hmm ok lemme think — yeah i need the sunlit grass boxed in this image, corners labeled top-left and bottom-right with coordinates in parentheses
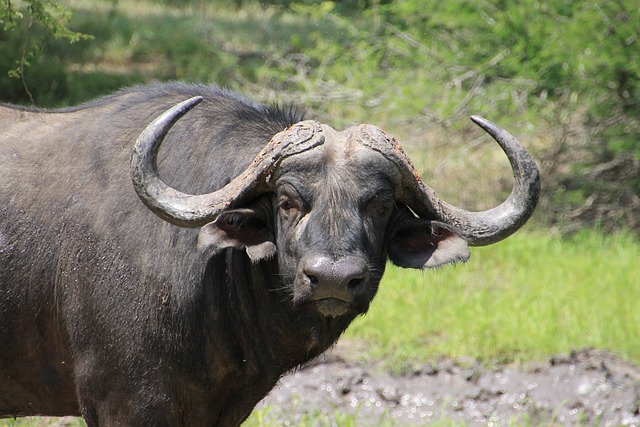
top-left (344, 229), bottom-right (640, 369)
top-left (0, 418), bottom-right (85, 427)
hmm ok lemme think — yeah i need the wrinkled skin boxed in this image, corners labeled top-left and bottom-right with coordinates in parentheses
top-left (0, 83), bottom-right (536, 426)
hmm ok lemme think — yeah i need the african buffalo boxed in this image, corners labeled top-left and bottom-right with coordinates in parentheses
top-left (0, 82), bottom-right (540, 426)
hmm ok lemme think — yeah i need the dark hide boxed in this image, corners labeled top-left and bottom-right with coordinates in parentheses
top-left (0, 83), bottom-right (467, 426)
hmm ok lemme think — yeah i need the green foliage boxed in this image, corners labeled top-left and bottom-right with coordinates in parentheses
top-left (378, 1), bottom-right (638, 115)
top-left (0, 0), bottom-right (92, 103)
top-left (370, 0), bottom-right (640, 231)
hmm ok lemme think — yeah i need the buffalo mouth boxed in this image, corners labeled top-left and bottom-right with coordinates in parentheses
top-left (313, 297), bottom-right (354, 318)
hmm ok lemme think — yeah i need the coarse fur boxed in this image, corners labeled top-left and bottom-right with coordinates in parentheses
top-left (0, 83), bottom-right (470, 425)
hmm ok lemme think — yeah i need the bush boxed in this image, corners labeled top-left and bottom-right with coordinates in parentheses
top-left (0, 0), bottom-right (92, 104)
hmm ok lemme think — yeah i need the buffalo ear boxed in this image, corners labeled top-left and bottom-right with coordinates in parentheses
top-left (197, 208), bottom-right (276, 262)
top-left (388, 219), bottom-right (470, 269)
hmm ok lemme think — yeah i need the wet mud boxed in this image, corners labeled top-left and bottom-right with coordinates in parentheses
top-left (260, 348), bottom-right (640, 425)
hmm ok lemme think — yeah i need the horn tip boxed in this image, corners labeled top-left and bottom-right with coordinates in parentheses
top-left (182, 95), bottom-right (204, 109)
top-left (470, 115), bottom-right (490, 127)
top-left (470, 115), bottom-right (502, 137)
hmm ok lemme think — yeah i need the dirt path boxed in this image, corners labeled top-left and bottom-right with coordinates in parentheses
top-left (259, 348), bottom-right (640, 425)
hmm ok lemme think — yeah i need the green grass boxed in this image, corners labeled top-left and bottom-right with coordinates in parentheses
top-left (0, 418), bottom-right (85, 427)
top-left (244, 402), bottom-right (371, 427)
top-left (344, 229), bottom-right (640, 369)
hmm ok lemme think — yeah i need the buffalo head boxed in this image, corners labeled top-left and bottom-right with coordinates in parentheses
top-left (130, 97), bottom-right (540, 319)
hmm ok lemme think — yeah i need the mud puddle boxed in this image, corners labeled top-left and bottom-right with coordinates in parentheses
top-left (259, 348), bottom-right (640, 425)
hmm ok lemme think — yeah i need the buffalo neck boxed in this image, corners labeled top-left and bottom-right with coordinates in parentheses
top-left (198, 248), bottom-right (355, 423)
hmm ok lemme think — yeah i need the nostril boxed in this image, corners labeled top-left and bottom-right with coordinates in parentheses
top-left (302, 255), bottom-right (369, 297)
top-left (306, 274), bottom-right (319, 288)
top-left (347, 277), bottom-right (364, 290)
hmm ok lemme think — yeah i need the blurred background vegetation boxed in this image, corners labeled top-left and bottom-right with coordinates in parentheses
top-left (1, 2), bottom-right (639, 424)
top-left (1, 0), bottom-right (638, 236)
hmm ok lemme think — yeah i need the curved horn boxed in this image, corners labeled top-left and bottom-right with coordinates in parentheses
top-left (358, 116), bottom-right (540, 246)
top-left (130, 97), bottom-right (325, 227)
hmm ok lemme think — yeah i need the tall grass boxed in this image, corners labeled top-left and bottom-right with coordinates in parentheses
top-left (344, 229), bottom-right (640, 368)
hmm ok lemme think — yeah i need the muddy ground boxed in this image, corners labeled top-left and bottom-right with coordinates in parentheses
top-left (258, 346), bottom-right (640, 426)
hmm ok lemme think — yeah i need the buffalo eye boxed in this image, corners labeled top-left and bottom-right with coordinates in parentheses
top-left (365, 193), bottom-right (395, 219)
top-left (371, 205), bottom-right (390, 217)
top-left (278, 197), bottom-right (294, 211)
top-left (278, 195), bottom-right (302, 220)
